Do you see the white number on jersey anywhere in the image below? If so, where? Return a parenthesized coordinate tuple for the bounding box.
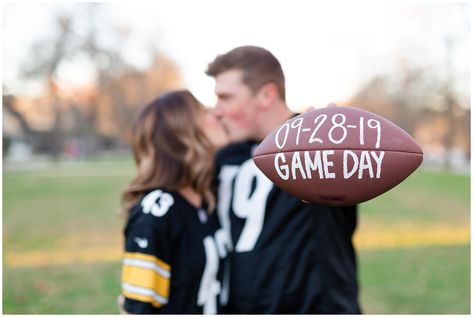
(218, 159, 273, 253)
(141, 190, 174, 217)
(197, 236, 221, 314)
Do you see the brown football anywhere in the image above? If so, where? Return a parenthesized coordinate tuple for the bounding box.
(253, 105, 423, 206)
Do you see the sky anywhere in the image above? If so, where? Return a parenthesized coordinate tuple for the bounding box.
(2, 0, 471, 111)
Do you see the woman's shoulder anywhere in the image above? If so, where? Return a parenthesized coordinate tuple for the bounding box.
(128, 188, 180, 224)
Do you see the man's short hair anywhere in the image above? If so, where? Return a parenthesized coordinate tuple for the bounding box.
(206, 46, 286, 101)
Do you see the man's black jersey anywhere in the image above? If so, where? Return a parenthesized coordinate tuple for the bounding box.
(121, 189, 229, 314)
(215, 141, 361, 314)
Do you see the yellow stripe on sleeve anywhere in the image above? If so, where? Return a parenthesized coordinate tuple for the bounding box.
(124, 252, 170, 271)
(122, 289, 165, 309)
(122, 264, 170, 298)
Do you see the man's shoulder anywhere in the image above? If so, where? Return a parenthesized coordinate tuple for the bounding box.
(216, 141, 256, 165)
(218, 141, 255, 156)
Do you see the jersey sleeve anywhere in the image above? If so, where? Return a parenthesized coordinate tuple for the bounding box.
(121, 192, 175, 313)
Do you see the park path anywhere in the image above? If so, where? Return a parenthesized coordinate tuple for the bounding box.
(5, 225, 469, 268)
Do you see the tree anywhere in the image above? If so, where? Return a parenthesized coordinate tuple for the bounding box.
(20, 9, 78, 158)
(350, 61, 469, 171)
(8, 3, 183, 158)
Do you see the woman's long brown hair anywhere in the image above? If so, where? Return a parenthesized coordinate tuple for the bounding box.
(122, 90, 216, 214)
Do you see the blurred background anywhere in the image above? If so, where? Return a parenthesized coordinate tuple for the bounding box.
(2, 1, 470, 314)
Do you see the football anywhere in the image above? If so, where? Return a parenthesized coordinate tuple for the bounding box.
(253, 105, 423, 206)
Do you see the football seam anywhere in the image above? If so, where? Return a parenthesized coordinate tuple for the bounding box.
(254, 148, 423, 157)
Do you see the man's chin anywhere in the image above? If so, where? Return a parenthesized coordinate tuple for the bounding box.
(228, 134, 248, 144)
(224, 126, 253, 144)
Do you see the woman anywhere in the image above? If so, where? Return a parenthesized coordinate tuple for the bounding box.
(119, 90, 229, 314)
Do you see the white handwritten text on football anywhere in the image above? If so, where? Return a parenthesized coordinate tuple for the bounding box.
(274, 150, 385, 180)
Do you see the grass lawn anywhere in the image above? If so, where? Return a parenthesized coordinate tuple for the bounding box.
(359, 244, 470, 314)
(3, 262, 122, 314)
(2, 160, 470, 314)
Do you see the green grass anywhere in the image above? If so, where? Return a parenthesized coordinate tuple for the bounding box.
(3, 262, 122, 314)
(3, 160, 133, 253)
(360, 169, 470, 226)
(359, 245, 470, 314)
(2, 161, 470, 314)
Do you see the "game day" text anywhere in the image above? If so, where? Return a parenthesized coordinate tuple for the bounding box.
(274, 150, 385, 180)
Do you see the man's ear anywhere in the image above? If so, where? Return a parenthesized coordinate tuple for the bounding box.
(256, 83, 279, 109)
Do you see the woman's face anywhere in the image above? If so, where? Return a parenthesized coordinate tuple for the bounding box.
(201, 108, 229, 149)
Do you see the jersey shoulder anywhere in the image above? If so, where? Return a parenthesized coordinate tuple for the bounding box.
(216, 141, 256, 166)
(128, 189, 180, 227)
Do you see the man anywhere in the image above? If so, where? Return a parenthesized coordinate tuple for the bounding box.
(206, 46, 361, 314)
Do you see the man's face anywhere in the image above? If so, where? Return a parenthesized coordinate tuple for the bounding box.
(213, 69, 260, 143)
